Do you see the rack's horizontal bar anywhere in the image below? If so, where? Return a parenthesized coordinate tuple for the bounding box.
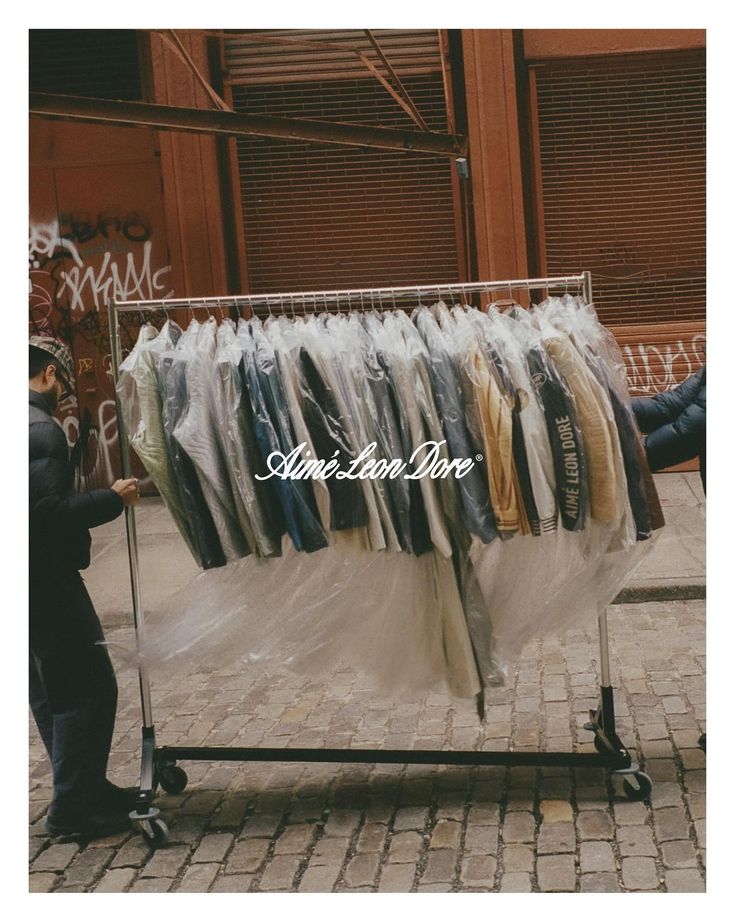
(110, 274, 587, 313)
(158, 745, 631, 769)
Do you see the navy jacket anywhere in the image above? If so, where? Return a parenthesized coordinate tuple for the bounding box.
(632, 366, 706, 490)
(29, 390, 123, 579)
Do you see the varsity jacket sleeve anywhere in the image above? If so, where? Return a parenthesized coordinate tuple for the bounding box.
(29, 419, 124, 531)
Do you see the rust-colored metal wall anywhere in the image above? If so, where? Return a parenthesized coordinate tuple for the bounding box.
(29, 30, 229, 485)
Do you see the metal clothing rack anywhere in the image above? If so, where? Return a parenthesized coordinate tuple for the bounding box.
(108, 271, 651, 848)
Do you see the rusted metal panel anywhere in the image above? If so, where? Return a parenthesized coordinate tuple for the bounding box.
(462, 30, 529, 284)
(530, 51, 705, 328)
(523, 29, 705, 61)
(29, 123, 172, 488)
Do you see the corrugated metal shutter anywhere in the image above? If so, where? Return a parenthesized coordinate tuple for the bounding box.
(531, 51, 705, 328)
(224, 29, 442, 84)
(224, 31, 460, 293)
(29, 29, 142, 100)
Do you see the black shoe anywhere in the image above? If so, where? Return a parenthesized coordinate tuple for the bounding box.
(46, 806, 132, 840)
(698, 733, 706, 753)
(101, 780, 141, 810)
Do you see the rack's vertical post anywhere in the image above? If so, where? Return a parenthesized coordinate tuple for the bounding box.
(107, 299, 155, 733)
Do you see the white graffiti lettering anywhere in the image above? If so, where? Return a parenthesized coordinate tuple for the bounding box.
(29, 220, 83, 269)
(58, 240, 173, 312)
(623, 335, 706, 394)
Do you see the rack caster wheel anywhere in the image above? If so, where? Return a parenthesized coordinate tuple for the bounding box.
(158, 765, 188, 795)
(622, 770, 652, 801)
(139, 816, 170, 848)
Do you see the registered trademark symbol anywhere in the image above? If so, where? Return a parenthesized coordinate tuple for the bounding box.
(475, 454, 483, 462)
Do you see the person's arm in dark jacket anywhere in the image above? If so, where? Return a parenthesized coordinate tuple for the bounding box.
(29, 420, 124, 530)
(631, 366, 705, 433)
(642, 397, 706, 473)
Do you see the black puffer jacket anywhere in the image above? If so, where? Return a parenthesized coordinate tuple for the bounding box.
(29, 390, 124, 579)
(631, 366, 706, 491)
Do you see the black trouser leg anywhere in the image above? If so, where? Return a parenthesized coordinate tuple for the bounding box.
(29, 574, 119, 820)
(29, 650, 54, 759)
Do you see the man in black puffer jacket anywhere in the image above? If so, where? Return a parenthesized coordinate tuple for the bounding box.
(29, 336, 140, 838)
(632, 364, 706, 753)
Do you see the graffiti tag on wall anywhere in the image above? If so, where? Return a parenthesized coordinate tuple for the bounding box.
(622, 333, 706, 394)
(29, 210, 173, 487)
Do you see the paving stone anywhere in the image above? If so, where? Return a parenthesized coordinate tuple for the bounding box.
(537, 822, 575, 854)
(653, 806, 691, 842)
(225, 838, 270, 874)
(211, 874, 254, 892)
(356, 822, 387, 853)
(540, 799, 573, 823)
(499, 872, 531, 892)
(110, 836, 151, 869)
(422, 848, 457, 883)
(537, 854, 576, 892)
(580, 841, 616, 873)
(140, 845, 190, 878)
(576, 810, 613, 840)
(176, 862, 220, 892)
(257, 854, 302, 891)
(191, 832, 234, 863)
(343, 853, 380, 888)
(94, 867, 136, 892)
(621, 857, 660, 891)
(63, 847, 115, 884)
(378, 863, 416, 892)
(613, 801, 649, 826)
(393, 806, 430, 831)
(32, 842, 79, 872)
(502, 811, 535, 843)
(28, 873, 59, 893)
(502, 844, 534, 873)
(580, 872, 620, 892)
(460, 855, 497, 887)
(655, 838, 696, 871)
(464, 824, 498, 854)
(430, 819, 461, 850)
(273, 823, 315, 855)
(322, 810, 361, 837)
(467, 803, 500, 826)
(387, 831, 424, 863)
(665, 869, 705, 892)
(130, 877, 174, 892)
(614, 825, 656, 860)
(298, 865, 342, 892)
(310, 835, 351, 866)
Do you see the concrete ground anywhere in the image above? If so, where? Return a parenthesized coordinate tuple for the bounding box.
(28, 473, 705, 893)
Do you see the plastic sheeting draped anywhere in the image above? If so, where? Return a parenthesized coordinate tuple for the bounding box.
(116, 296, 661, 702)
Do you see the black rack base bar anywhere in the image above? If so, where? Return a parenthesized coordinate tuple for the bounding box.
(109, 274, 653, 848)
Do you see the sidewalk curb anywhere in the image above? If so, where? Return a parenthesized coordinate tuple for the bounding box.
(612, 584, 706, 604)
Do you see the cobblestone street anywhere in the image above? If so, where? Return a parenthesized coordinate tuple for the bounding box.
(29, 598, 705, 893)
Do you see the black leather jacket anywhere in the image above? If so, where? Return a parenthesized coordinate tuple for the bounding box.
(29, 390, 123, 579)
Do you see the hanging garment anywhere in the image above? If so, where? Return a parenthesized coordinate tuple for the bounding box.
(481, 308, 558, 535)
(325, 314, 401, 552)
(542, 295, 655, 539)
(349, 314, 414, 554)
(173, 318, 250, 562)
(158, 322, 226, 569)
(452, 309, 524, 536)
(525, 342, 588, 532)
(249, 319, 329, 554)
(414, 306, 499, 545)
(540, 322, 624, 525)
(211, 321, 284, 557)
(364, 313, 433, 556)
(117, 322, 199, 561)
(463, 307, 540, 536)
